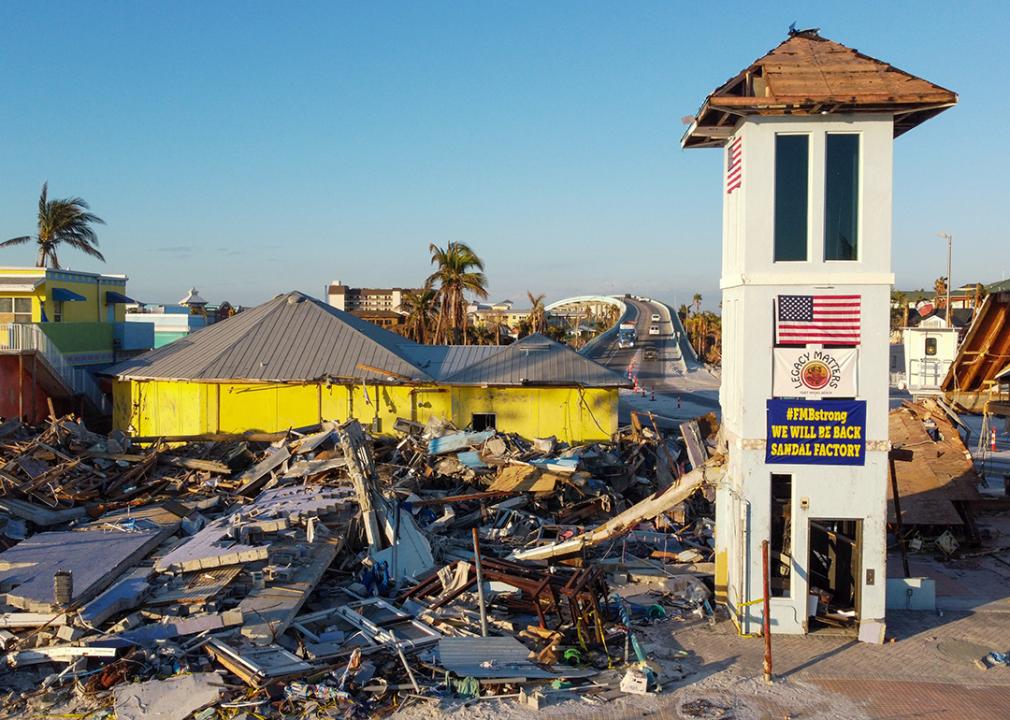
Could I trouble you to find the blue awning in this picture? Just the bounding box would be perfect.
[51,288,87,302]
[105,290,136,304]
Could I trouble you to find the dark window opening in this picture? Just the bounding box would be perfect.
[770,474,792,598]
[472,413,496,431]
[825,134,860,261]
[774,135,809,262]
[924,337,937,356]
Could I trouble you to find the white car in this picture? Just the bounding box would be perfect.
[649,324,660,336]
[651,313,661,322]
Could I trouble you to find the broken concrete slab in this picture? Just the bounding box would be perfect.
[79,567,153,627]
[155,484,352,572]
[238,537,339,645]
[0,528,168,611]
[105,609,245,647]
[113,671,223,720]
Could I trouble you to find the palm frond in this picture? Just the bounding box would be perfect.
[0,235,33,248]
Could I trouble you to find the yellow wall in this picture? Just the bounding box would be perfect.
[451,386,615,442]
[116,379,616,442]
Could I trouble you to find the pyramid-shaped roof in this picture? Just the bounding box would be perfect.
[435,333,630,387]
[683,29,957,148]
[109,291,434,383]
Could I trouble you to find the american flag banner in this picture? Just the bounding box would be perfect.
[775,295,861,345]
[725,135,743,194]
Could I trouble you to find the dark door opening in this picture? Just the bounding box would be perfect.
[808,518,861,631]
[471,413,496,431]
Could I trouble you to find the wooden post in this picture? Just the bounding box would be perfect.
[17,353,24,421]
[761,539,773,683]
[472,527,489,637]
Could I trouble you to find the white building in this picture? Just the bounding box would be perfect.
[683,30,956,635]
[903,326,958,395]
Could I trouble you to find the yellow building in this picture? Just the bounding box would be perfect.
[108,291,628,442]
[0,267,152,421]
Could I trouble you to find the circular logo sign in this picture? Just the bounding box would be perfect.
[800,360,832,390]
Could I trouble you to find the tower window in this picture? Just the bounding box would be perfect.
[774,135,809,262]
[825,134,860,261]
[770,473,793,598]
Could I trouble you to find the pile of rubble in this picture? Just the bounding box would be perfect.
[0,412,724,718]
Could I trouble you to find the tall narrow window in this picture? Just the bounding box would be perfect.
[770,474,792,597]
[825,134,860,260]
[774,135,809,261]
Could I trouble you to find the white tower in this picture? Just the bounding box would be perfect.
[683,30,956,635]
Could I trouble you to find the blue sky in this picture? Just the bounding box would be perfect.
[1,2,1006,309]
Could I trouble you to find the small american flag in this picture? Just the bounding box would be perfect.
[726,135,742,194]
[776,295,861,345]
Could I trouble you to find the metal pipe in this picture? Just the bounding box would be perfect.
[761,539,773,683]
[472,527,489,637]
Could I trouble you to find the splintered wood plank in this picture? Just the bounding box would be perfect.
[232,446,290,496]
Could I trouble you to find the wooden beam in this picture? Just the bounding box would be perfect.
[708,92,956,108]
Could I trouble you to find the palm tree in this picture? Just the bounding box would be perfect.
[400,288,438,343]
[692,293,703,314]
[890,290,908,332]
[1,183,105,268]
[933,276,948,306]
[526,292,546,334]
[426,242,488,344]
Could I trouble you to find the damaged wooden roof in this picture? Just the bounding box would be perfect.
[682,29,958,148]
[888,400,981,526]
[942,291,1010,413]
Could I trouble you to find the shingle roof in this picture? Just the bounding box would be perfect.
[108,292,435,383]
[436,334,630,387]
[683,29,957,148]
[109,294,630,388]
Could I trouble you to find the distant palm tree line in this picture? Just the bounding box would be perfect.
[680,294,722,364]
[400,242,618,347]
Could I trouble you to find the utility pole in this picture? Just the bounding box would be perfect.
[939,232,952,327]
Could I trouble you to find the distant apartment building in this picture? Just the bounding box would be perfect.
[468,300,531,333]
[327,282,418,314]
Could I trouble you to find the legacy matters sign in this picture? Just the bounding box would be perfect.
[773,348,857,398]
[766,399,866,466]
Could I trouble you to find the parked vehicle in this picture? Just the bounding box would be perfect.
[651,313,661,322]
[649,324,660,336]
[617,322,636,348]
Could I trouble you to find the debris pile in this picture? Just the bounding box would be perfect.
[0,412,724,717]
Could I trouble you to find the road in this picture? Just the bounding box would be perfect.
[583,296,720,426]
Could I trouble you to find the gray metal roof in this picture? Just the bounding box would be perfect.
[109,294,628,388]
[437,334,630,387]
[108,292,434,383]
[404,345,499,380]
